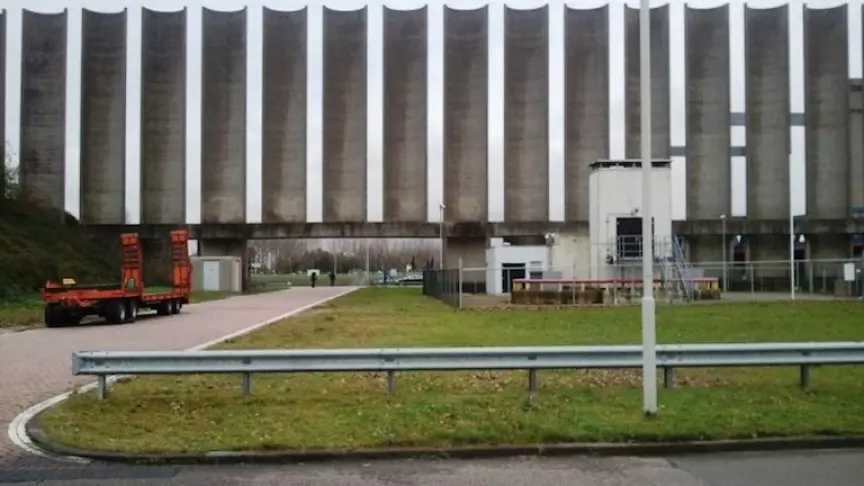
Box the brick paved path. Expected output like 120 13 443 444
0 287 355 468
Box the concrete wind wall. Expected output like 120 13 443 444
322 7 367 222
625 5 669 159
564 6 608 222
262 7 306 223
80 10 127 224
19 10 67 214
745 5 789 220
804 5 848 219
685 6 730 220
504 6 549 222
443 6 487 222
383 7 427 222
141 9 186 224
201 8 246 224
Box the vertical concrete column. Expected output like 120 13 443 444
141 9 186 224
803 6 848 220
848 78 864 209
745 5 790 220
79 10 127 224
444 237 487 283
564 6 608 223
322 7 367 222
624 5 670 159
684 6 730 222
198 239 249 291
503 6 549 223
382 7 427 222
200 8 247 224
19 10 67 216
262 7 307 223
443 6 488 222
140 237 174 287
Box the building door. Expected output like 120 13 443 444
501 263 526 293
616 217 654 260
203 261 220 291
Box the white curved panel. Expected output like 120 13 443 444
367 2 384 222
306 2 323 222
247 4 263 223
259 1 308 13
4 7 22 177
443 0 489 11
382 0 429 10
185 5 202 224
321 0 369 12
564 0 613 10
65 7 82 219
850 0 863 78
126 6 142 223
803 0 848 9
549 0 565 221
427 1 444 222
505 0 552 10
80 3 127 13
487 0 504 222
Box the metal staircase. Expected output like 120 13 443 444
660 237 693 302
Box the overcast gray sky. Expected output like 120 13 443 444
3 0 863 224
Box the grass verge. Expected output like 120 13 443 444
35 288 864 454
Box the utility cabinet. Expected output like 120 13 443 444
190 256 242 292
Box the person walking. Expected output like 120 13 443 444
310 271 317 288
329 271 336 287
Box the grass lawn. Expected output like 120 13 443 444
35 288 864 454
0 290 245 330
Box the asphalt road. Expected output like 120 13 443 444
2 449 863 485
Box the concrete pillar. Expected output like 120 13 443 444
444 237 487 291
198 239 249 291
849 79 864 210
687 235 724 265
807 234 850 294
140 238 175 287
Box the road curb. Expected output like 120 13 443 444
24 418 864 466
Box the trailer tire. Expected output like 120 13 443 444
44 304 63 328
125 300 138 323
156 301 171 316
170 299 180 315
105 300 127 325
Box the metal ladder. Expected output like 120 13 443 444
670 237 694 301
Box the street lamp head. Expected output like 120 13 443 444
720 214 727 220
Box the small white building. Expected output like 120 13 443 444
589 159 673 280
484 159 673 294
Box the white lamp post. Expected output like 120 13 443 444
721 214 727 291
639 0 657 416
439 203 446 270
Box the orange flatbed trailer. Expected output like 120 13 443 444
40 230 192 328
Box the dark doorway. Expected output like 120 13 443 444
502 263 526 293
616 217 654 260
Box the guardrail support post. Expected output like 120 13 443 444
387 371 396 395
799 365 811 390
663 368 675 389
528 369 538 392
241 372 252 395
97 375 108 400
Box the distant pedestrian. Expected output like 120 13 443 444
329 271 336 287
310 272 317 288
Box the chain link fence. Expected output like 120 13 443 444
422 260 463 308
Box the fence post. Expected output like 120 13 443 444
458 257 464 309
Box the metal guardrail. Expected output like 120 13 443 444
73 342 864 400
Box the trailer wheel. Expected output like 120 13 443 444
125 300 138 323
105 300 127 325
44 304 63 328
170 299 180 315
156 301 171 316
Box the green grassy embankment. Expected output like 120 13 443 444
35 288 864 454
0 201 118 328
